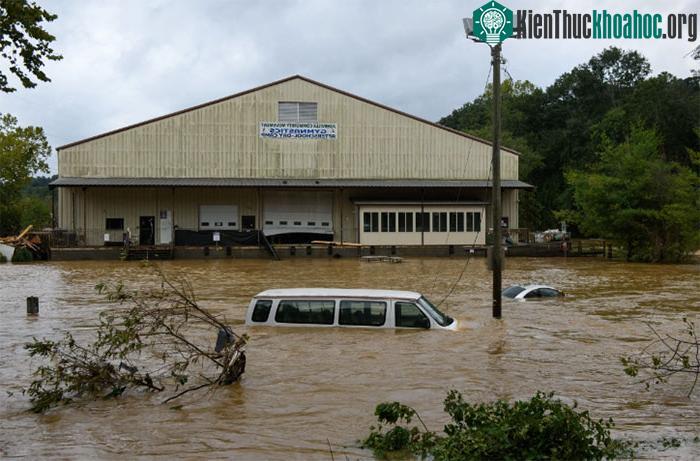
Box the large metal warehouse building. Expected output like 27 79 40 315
51 75 532 248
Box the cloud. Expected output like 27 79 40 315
0 0 696 173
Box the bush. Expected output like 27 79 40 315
11 247 32 262
362 391 631 460
0 253 6 263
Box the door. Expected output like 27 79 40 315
199 205 239 230
159 210 172 244
263 191 333 235
139 216 155 246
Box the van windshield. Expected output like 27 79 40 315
417 296 453 327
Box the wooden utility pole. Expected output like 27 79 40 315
491 43 502 319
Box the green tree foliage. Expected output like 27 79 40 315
567 128 700 262
0 113 51 235
439 47 700 237
362 391 631 460
0 0 62 92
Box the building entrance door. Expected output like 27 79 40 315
139 216 155 246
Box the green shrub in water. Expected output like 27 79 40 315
362 390 632 460
11 247 33 262
0 253 7 263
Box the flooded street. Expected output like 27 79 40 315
1 257 699 459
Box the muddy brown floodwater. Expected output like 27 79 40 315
1 257 699 459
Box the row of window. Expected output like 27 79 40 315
363 211 481 233
252 299 428 328
264 220 330 227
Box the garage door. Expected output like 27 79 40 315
263 191 333 236
199 205 239 230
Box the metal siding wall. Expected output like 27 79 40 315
59 79 519 181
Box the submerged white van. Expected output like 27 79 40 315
245 288 457 330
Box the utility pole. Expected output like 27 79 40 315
490 43 502 319
464 1 512 319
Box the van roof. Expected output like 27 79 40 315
253 288 422 300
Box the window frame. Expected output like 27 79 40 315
278 101 318 123
394 301 430 329
251 299 273 323
338 300 387 327
274 299 336 325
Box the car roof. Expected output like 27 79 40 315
522 284 557 291
253 288 422 300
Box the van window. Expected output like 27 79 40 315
417 297 453 327
251 300 272 322
395 302 430 328
339 300 386 326
275 300 335 325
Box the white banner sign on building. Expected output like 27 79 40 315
259 122 337 140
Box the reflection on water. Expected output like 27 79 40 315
1 257 699 459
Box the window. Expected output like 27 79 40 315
388 213 396 232
105 218 124 230
466 212 482 232
432 212 447 232
415 212 430 232
398 212 413 232
539 288 562 297
381 212 388 232
280 221 288 225
363 212 379 232
275 300 335 324
251 300 272 322
449 212 465 232
395 302 430 328
321 222 329 226
307 222 316 226
417 297 453 327
265 220 274 225
339 300 386 326
502 286 525 299
278 102 318 123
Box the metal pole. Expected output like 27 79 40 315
491 44 502 319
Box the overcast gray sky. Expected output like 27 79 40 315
1 0 697 173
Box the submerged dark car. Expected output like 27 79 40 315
502 285 564 300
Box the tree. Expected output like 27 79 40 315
0 0 62 92
566 128 700 262
23 267 247 413
0 113 51 234
362 391 631 460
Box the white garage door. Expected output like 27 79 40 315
263 191 333 236
199 205 239 230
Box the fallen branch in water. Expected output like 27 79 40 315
621 317 699 397
23 265 247 413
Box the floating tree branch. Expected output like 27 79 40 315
622 318 699 397
23 265 247 413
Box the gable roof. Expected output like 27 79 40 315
57 75 520 155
